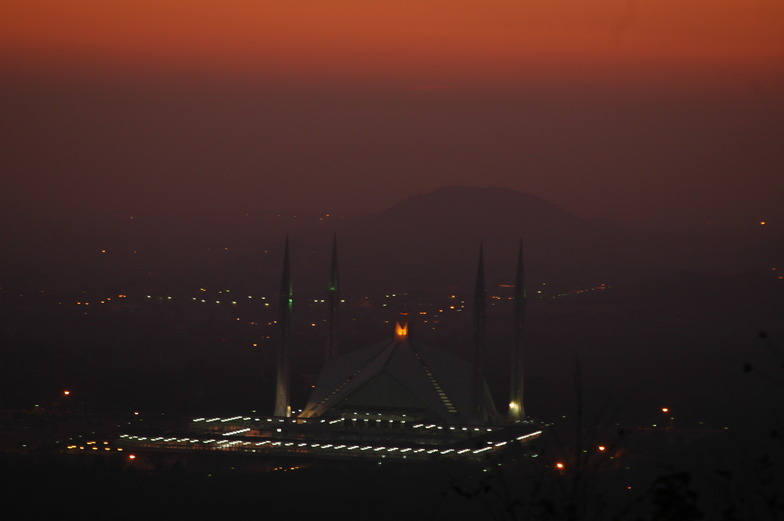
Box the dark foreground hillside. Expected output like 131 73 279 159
3 408 783 521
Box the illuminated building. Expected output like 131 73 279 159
298 313 499 425
117 237 540 463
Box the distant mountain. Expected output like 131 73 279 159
6 185 773 297
275 186 733 294
379 186 581 234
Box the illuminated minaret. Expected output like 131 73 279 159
325 233 339 361
472 243 487 422
274 236 293 418
508 240 526 421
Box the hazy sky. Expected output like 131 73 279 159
2 0 783 232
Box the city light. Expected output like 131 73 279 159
555 462 565 470
395 321 408 340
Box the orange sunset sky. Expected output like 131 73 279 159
3 0 782 84
2 1 783 232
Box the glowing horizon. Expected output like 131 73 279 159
2 1 782 88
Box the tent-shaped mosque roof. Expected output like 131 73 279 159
299 323 499 425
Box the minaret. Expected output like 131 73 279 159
325 233 339 361
509 240 526 421
274 236 293 418
472 243 487 422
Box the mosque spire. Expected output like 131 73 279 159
325 233 339 361
472 243 487 422
274 236 293 418
509 239 527 421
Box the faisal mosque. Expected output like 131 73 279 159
117 236 542 463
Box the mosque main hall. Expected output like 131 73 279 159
117 237 542 464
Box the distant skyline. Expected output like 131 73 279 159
2 1 783 234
